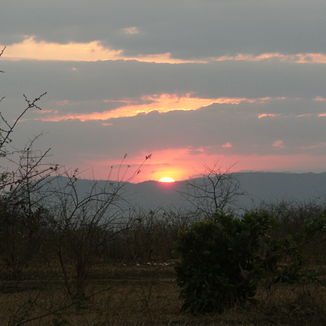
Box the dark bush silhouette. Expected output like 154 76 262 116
175 211 286 314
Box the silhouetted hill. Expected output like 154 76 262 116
45 172 326 212
127 172 326 210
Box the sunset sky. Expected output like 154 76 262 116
1 0 326 182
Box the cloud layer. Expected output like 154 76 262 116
3 37 326 65
1 0 326 181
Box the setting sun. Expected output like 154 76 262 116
158 177 176 183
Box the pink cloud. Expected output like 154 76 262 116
222 142 233 149
213 53 326 64
1 36 206 64
296 113 314 118
272 140 285 149
257 113 281 119
3 37 325 65
314 96 326 102
300 142 326 150
36 109 59 114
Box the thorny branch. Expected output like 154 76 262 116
0 92 47 150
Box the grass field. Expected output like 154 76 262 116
1 262 325 326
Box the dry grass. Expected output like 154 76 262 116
1 263 325 326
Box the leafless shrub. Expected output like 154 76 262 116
43 169 123 299
45 154 151 300
181 165 244 220
0 69 54 278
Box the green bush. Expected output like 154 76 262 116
305 214 326 235
303 214 326 265
175 211 279 314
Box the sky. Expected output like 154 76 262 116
1 0 326 182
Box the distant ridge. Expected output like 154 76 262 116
50 172 326 211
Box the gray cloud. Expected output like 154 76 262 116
1 0 326 177
2 60 326 107
15 98 326 170
1 0 325 57
2 59 326 162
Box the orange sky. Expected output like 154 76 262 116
2 2 326 184
77 147 326 183
26 92 326 183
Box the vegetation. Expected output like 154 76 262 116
175 212 271 314
0 199 325 325
1 48 325 325
175 209 325 315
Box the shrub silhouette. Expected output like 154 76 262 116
175 211 278 314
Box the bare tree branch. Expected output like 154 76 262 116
0 92 47 150
180 165 244 219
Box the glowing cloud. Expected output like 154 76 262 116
37 94 280 122
35 109 59 115
314 96 326 102
272 140 285 149
3 37 123 62
222 142 233 149
257 113 281 119
213 53 326 64
1 36 205 64
296 113 314 118
3 38 325 65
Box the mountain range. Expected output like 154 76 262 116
58 172 326 212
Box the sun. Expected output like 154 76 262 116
158 177 175 183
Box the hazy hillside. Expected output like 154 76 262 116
125 172 326 210
49 172 326 212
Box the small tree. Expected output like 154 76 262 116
45 171 122 300
0 47 55 278
48 156 151 301
182 166 243 219
175 211 280 314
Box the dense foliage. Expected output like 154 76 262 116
175 211 308 314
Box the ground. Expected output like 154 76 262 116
1 262 325 326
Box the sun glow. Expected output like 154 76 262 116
158 177 176 183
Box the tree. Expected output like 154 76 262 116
46 156 151 301
0 47 56 278
46 171 125 300
182 165 243 219
175 210 298 314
